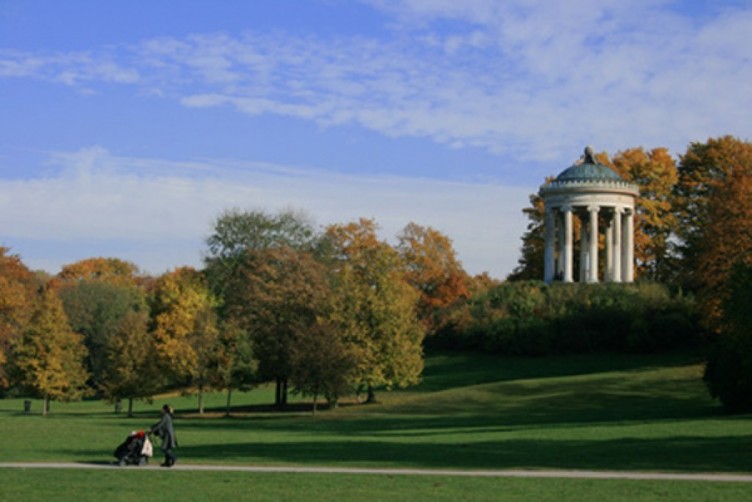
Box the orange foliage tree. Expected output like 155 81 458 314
56 257 140 286
396 223 470 335
0 248 38 389
674 136 752 324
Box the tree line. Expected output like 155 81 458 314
1 135 750 414
0 216 473 415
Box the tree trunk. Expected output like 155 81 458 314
225 388 233 417
312 392 318 416
366 385 376 404
128 398 134 418
198 384 205 414
43 395 50 416
275 378 289 409
275 378 282 408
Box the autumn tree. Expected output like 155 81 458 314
396 223 470 336
693 169 752 325
326 219 424 403
289 320 358 415
0 248 38 389
152 267 220 414
56 257 140 287
100 309 161 416
674 136 752 291
226 246 329 408
8 287 89 415
611 147 678 281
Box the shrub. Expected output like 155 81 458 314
435 281 701 356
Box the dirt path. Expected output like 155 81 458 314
1 462 751 482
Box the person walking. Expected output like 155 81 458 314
149 404 178 467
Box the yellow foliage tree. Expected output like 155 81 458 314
152 267 219 414
9 287 89 414
611 147 678 281
326 219 424 403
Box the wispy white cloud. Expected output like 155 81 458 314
2 2 749 163
0 147 529 277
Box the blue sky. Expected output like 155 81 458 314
1 0 750 279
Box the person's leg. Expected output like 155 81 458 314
167 448 177 466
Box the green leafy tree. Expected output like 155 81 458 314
289 320 358 415
508 192 546 281
100 309 161 416
210 320 258 416
57 280 148 393
204 208 323 407
8 287 89 415
226 246 329 408
204 208 319 304
704 262 752 413
326 219 424 403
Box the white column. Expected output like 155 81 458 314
544 207 556 283
588 205 599 283
613 207 622 282
563 206 573 283
623 208 634 282
579 212 588 282
605 212 613 282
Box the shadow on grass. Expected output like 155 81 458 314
418 349 705 393
60 433 752 473
142 434 752 473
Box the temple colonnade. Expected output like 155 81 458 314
539 147 639 284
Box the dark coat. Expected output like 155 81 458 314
150 412 177 450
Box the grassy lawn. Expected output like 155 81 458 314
2 350 751 500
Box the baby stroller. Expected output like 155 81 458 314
114 430 153 466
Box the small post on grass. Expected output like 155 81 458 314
23 400 31 414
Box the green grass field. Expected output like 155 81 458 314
2 350 751 500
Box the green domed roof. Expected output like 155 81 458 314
554 146 625 183
555 162 623 182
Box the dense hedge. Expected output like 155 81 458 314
431 281 703 355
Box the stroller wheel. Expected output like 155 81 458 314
117 459 126 467
138 457 147 467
